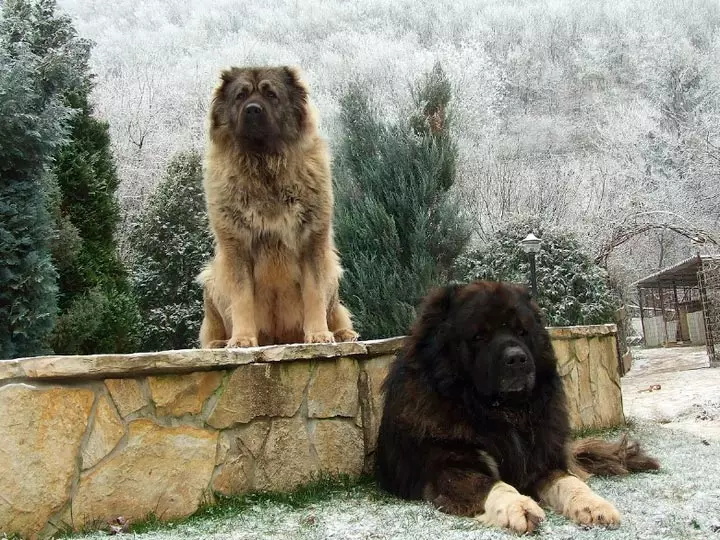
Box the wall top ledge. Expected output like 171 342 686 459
547 324 617 339
0 324 617 383
0 337 409 383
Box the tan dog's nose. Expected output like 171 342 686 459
245 103 263 115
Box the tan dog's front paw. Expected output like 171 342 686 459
226 335 258 348
305 331 335 344
334 328 359 342
568 492 620 528
477 483 545 535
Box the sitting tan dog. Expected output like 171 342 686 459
197 65 358 348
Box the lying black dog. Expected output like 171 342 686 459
376 280 659 534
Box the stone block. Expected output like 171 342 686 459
207 362 310 428
312 420 364 477
105 378 147 417
307 357 359 418
212 420 271 495
0 384 94 539
82 394 125 470
66 420 217 532
255 417 316 492
148 371 223 416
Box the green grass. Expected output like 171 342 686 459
60 473 390 537
173 473 390 528
572 418 637 440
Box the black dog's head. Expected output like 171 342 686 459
409 280 556 403
209 65 311 154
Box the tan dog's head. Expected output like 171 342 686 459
210 65 313 154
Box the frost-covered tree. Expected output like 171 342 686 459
129 150 213 351
54 0 720 301
334 63 471 339
0 0 82 358
454 218 618 327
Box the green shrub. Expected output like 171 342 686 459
130 150 213 351
334 63 471 339
51 287 141 355
455 218 619 326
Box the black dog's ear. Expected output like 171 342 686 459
282 66 309 130
412 283 461 341
407 284 465 396
220 70 233 83
510 282 532 300
512 282 549 326
210 68 238 130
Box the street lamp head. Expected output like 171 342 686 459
520 232 542 254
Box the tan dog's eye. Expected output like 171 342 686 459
266 89 278 100
236 89 248 101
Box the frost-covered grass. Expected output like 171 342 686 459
69 421 720 540
622 347 720 441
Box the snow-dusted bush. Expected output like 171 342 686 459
129 150 213 351
455 218 618 327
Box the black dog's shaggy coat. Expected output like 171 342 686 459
375 281 659 530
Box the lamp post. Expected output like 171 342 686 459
520 233 541 298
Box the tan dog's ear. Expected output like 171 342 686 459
283 66 310 130
220 68 237 85
283 66 309 99
210 68 237 130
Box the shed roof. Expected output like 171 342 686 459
634 255 720 289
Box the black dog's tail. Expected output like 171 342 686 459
569 433 661 480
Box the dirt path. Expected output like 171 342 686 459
622 346 720 440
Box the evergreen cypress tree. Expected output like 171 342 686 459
53 95 125 300
454 218 619 326
4 0 141 354
334 63 470 339
0 0 81 358
49 88 142 354
0 0 139 356
130 151 214 351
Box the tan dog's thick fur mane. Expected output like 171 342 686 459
197 65 358 348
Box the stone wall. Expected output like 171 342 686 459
0 326 623 539
549 325 625 430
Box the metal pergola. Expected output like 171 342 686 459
633 254 720 364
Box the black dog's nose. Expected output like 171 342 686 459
503 347 528 366
245 103 263 115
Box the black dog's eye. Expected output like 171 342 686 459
517 327 528 337
472 332 484 342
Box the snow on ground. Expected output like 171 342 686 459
622 346 720 440
70 346 720 540
70 420 720 539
